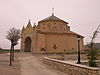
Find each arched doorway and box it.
[24,37,32,52]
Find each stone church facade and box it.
[21,13,84,53]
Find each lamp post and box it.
[77,36,81,64]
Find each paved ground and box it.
[17,53,68,75]
[0,52,99,75]
[0,53,20,75]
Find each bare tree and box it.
[89,25,100,48]
[87,25,100,67]
[6,27,20,66]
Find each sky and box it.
[0,0,100,49]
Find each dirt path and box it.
[18,53,68,75]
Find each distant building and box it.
[21,13,84,53]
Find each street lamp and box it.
[77,35,81,64]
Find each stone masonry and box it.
[43,57,100,75]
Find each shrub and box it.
[0,48,2,53]
[87,49,98,67]
[0,50,1,53]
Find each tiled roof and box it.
[39,13,68,24]
[40,14,64,22]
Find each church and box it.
[21,13,84,53]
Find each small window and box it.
[43,24,45,25]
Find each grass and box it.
[0,49,20,53]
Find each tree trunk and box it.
[12,46,14,61]
[10,44,13,66]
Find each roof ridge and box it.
[40,14,62,21]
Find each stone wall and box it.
[43,57,100,75]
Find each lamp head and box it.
[77,36,80,40]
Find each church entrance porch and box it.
[24,37,32,52]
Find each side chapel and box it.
[21,13,84,53]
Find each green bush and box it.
[0,50,1,53]
[89,61,97,67]
[87,49,98,67]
